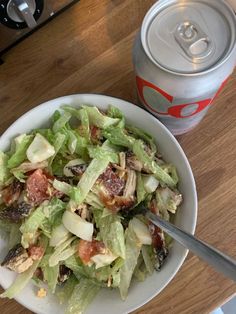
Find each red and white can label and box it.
[136,76,228,119]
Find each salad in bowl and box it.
[0,100,188,314]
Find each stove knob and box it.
[7,0,37,29]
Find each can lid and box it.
[142,0,236,74]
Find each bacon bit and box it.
[26,169,63,205]
[77,240,106,265]
[148,222,164,250]
[1,180,23,205]
[98,166,125,196]
[37,288,47,298]
[28,245,44,261]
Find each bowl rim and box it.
[0,94,198,314]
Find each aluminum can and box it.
[133,0,236,135]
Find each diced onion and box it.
[130,218,152,245]
[49,224,71,247]
[143,175,159,193]
[26,133,55,163]
[62,210,93,241]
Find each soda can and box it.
[133,0,236,135]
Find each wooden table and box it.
[0,0,236,313]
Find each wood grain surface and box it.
[0,0,236,313]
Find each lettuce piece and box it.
[83,106,120,129]
[0,236,48,299]
[50,133,66,163]
[161,164,179,186]
[141,245,154,275]
[7,134,33,169]
[56,275,78,304]
[107,105,125,128]
[87,146,118,164]
[20,199,66,247]
[51,154,68,176]
[53,179,72,196]
[65,277,100,314]
[102,127,135,148]
[8,224,21,249]
[119,222,142,300]
[49,236,76,267]
[0,151,10,184]
[136,173,147,204]
[20,203,46,248]
[93,208,125,259]
[65,255,123,288]
[133,253,147,282]
[40,252,59,293]
[52,111,72,133]
[132,140,176,188]
[78,108,90,141]
[126,125,157,155]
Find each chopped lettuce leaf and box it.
[107,105,125,128]
[20,202,47,248]
[141,245,155,275]
[83,106,120,129]
[40,252,59,293]
[93,208,125,259]
[7,134,33,169]
[56,275,78,304]
[65,277,100,314]
[136,173,147,204]
[87,146,118,164]
[8,224,21,249]
[126,125,156,155]
[50,133,66,164]
[102,127,135,148]
[133,253,147,282]
[132,140,176,188]
[0,151,10,184]
[52,111,72,133]
[119,222,142,300]
[78,108,90,141]
[49,236,76,267]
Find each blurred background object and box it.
[0,0,79,54]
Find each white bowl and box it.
[0,94,197,314]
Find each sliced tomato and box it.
[77,239,105,264]
[26,169,49,205]
[26,169,64,205]
[2,180,23,205]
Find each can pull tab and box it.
[174,21,213,62]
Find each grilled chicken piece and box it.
[0,202,32,223]
[1,244,33,273]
